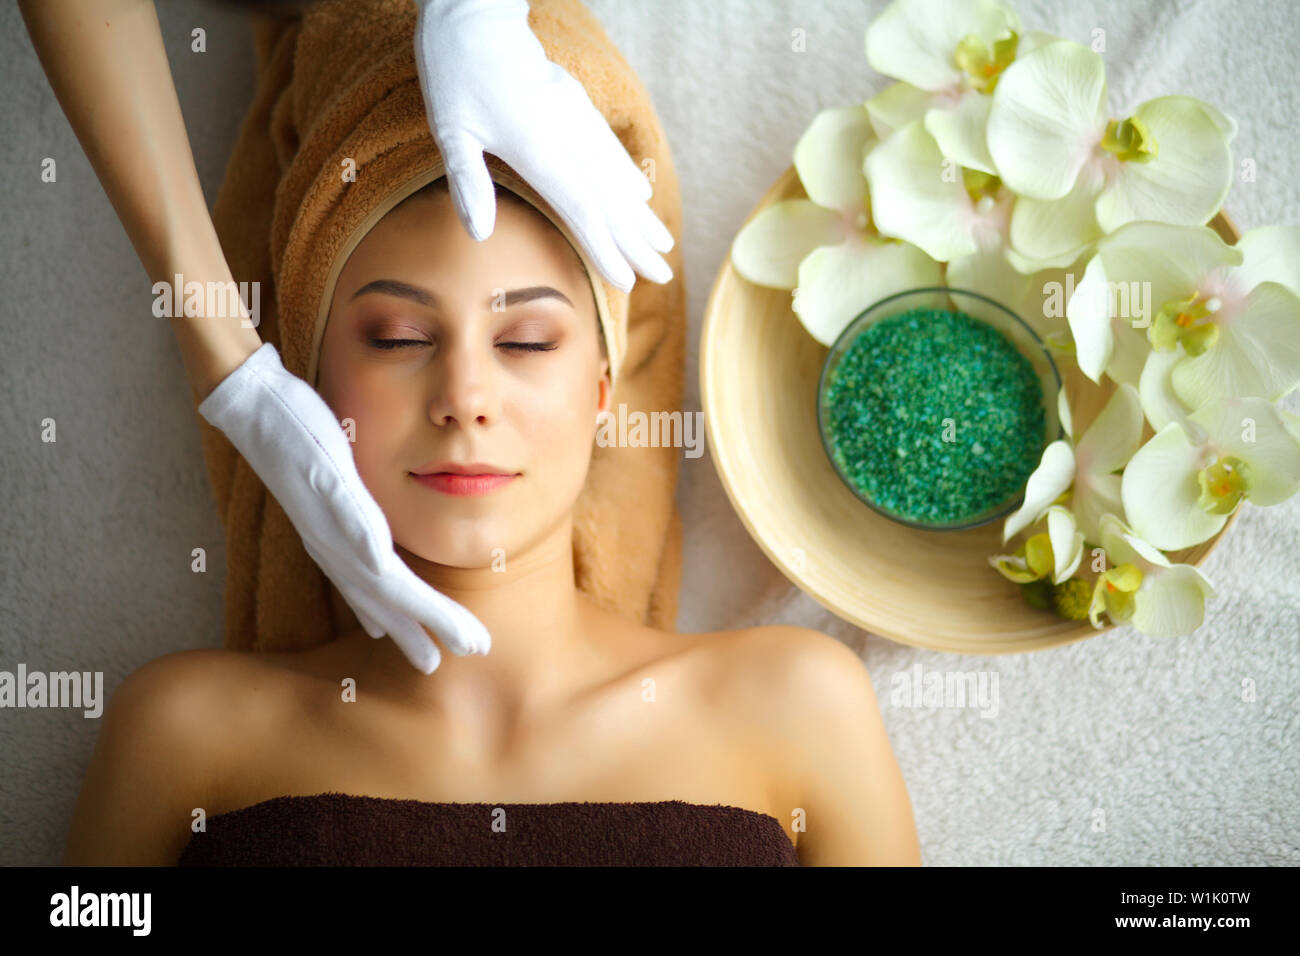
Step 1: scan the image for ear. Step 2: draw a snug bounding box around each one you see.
[597,357,612,416]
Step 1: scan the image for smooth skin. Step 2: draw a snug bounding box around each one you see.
[62,187,922,867]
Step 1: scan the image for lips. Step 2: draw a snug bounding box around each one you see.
[410,460,516,476]
[411,472,517,496]
[409,460,519,497]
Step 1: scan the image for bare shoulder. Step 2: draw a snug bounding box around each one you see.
[62,647,276,865]
[708,625,921,866]
[702,624,872,713]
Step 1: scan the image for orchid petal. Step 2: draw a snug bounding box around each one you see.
[1058,384,1074,441]
[1002,439,1075,543]
[1138,345,1195,433]
[793,236,942,346]
[1119,526,1174,569]
[731,199,846,290]
[1066,254,1112,383]
[1285,408,1300,440]
[1188,396,1300,506]
[865,0,1020,92]
[1171,280,1300,407]
[1014,30,1069,59]
[1098,513,1144,569]
[1129,564,1216,638]
[864,81,936,140]
[988,552,1040,584]
[1105,317,1153,391]
[1191,100,1237,142]
[1232,225,1300,296]
[1121,421,1229,550]
[1072,472,1125,546]
[987,40,1107,200]
[1095,96,1234,232]
[794,105,877,213]
[864,120,980,261]
[1005,242,1084,274]
[1093,220,1241,319]
[1045,505,1084,583]
[924,92,996,175]
[1008,161,1106,262]
[1076,382,1145,476]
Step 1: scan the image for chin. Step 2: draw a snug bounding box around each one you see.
[395,514,517,569]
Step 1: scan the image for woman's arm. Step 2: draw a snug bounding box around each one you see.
[770,629,923,866]
[63,652,226,866]
[18,0,263,401]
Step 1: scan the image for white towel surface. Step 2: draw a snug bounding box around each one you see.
[1,0,1296,865]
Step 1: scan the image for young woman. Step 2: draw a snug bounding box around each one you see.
[26,0,920,866]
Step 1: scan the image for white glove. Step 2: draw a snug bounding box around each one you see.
[197,342,491,675]
[413,0,674,293]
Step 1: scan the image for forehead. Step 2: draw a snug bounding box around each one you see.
[344,188,589,289]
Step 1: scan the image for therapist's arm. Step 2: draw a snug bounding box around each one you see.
[18,0,263,401]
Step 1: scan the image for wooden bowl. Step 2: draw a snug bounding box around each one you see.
[700,165,1242,654]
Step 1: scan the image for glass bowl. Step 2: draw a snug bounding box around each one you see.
[816,286,1065,532]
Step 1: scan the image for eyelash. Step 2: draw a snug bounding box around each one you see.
[368,338,558,352]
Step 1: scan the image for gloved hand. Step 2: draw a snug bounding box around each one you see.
[197,342,491,675]
[412,0,674,293]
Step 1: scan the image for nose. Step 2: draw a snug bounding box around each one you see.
[427,335,502,429]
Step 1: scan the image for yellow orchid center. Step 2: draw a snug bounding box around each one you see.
[953,31,1019,94]
[1196,455,1253,514]
[992,532,1055,584]
[1100,116,1159,163]
[1150,290,1221,355]
[961,167,1004,205]
[1024,532,1056,579]
[1090,561,1142,623]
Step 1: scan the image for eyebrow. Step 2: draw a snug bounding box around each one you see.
[348,279,574,310]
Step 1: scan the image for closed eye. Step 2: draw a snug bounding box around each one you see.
[367,338,558,352]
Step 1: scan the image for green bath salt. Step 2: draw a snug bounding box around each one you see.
[822,306,1047,526]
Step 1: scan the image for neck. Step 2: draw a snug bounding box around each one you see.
[353,517,609,730]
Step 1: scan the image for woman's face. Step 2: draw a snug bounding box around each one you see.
[317,184,610,568]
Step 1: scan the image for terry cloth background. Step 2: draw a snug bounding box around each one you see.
[1,0,1297,866]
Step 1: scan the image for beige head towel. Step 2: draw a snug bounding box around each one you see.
[195,0,686,653]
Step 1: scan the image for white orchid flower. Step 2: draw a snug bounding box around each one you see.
[1002,382,1144,545]
[1066,221,1300,423]
[987,39,1235,263]
[989,504,1084,584]
[863,117,1080,278]
[864,0,1061,174]
[1119,396,1300,551]
[1065,221,1241,391]
[1139,226,1300,433]
[1089,514,1216,638]
[730,104,941,345]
